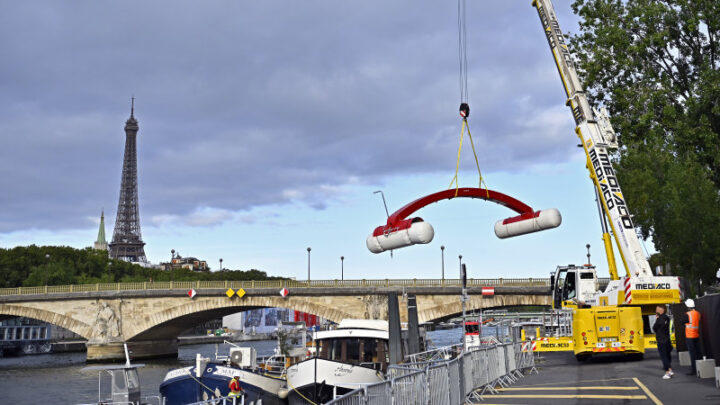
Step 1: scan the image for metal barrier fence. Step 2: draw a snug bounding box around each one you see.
[0,278,564,296]
[326,342,537,405]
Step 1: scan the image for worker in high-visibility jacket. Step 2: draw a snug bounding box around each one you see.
[228,375,245,398]
[680,299,701,376]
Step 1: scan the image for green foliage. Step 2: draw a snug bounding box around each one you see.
[0,245,282,288]
[570,0,720,292]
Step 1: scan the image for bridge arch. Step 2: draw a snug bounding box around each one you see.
[125,296,356,341]
[417,294,551,324]
[0,303,93,339]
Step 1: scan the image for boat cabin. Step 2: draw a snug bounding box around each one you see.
[81,364,142,404]
[314,319,389,372]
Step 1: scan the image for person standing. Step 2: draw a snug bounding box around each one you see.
[652,305,673,378]
[679,299,701,376]
[228,375,244,398]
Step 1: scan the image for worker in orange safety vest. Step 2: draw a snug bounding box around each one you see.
[680,299,701,376]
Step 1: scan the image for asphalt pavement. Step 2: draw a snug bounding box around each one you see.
[471,350,719,404]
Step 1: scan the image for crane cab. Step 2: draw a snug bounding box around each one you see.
[551,265,599,309]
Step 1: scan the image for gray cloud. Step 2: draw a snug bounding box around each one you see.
[0,1,581,233]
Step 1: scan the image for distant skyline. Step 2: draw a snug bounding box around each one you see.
[0,1,655,279]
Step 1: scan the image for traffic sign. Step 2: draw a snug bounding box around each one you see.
[226,288,235,298]
[188,289,197,299]
[279,288,289,298]
[236,288,246,298]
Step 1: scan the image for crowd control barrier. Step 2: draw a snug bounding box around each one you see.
[325,342,537,405]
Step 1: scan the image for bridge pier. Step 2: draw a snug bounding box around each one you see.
[86,339,178,362]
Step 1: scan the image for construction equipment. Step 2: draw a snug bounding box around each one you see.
[531,0,682,360]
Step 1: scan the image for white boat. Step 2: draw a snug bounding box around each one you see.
[286,319,389,404]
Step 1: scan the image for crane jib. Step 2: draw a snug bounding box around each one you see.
[587,148,634,230]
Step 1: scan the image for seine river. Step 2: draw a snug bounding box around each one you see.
[0,329,463,405]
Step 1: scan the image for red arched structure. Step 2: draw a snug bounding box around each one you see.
[372,187,537,237]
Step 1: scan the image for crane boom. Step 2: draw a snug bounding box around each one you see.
[531,0,652,278]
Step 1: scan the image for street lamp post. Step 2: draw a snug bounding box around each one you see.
[44,254,50,286]
[458,254,463,274]
[307,247,311,282]
[340,256,344,281]
[441,246,445,281]
[219,258,223,271]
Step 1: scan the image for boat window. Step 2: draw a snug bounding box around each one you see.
[341,338,348,362]
[465,324,479,334]
[346,338,360,363]
[23,328,30,340]
[31,328,38,340]
[111,370,126,391]
[126,370,139,390]
[0,327,5,340]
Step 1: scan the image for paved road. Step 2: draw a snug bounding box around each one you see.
[471,350,719,404]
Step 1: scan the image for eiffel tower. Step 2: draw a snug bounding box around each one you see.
[109,98,147,262]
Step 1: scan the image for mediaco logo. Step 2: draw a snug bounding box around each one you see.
[588,149,633,230]
[540,342,570,348]
[635,283,671,290]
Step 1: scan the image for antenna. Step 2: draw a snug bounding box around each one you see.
[130,96,135,117]
[373,190,390,218]
[586,244,591,265]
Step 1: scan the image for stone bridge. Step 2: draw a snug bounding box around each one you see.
[0,279,555,361]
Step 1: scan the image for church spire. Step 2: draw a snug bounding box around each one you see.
[94,210,108,251]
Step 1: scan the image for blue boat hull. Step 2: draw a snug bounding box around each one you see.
[160,363,286,405]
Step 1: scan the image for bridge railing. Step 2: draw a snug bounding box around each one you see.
[0,278,613,297]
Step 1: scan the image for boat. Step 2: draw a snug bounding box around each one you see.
[160,322,310,405]
[78,344,161,405]
[286,319,390,404]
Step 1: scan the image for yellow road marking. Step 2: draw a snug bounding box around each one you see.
[483,394,648,399]
[633,377,663,405]
[514,377,640,387]
[498,386,639,391]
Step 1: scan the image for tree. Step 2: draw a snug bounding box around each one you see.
[0,245,284,288]
[569,0,720,293]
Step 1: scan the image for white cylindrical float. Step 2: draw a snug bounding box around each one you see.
[494,208,562,239]
[367,219,435,253]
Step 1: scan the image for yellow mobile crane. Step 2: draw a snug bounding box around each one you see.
[531,0,682,360]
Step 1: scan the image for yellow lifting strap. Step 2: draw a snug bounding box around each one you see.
[448,118,488,197]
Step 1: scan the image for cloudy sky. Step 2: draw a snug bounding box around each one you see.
[0,1,650,280]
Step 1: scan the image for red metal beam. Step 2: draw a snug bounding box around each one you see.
[373,187,535,236]
[390,187,533,221]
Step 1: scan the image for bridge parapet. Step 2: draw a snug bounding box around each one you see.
[0,278,566,296]
[0,277,610,297]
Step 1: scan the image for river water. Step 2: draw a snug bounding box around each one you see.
[0,329,463,405]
